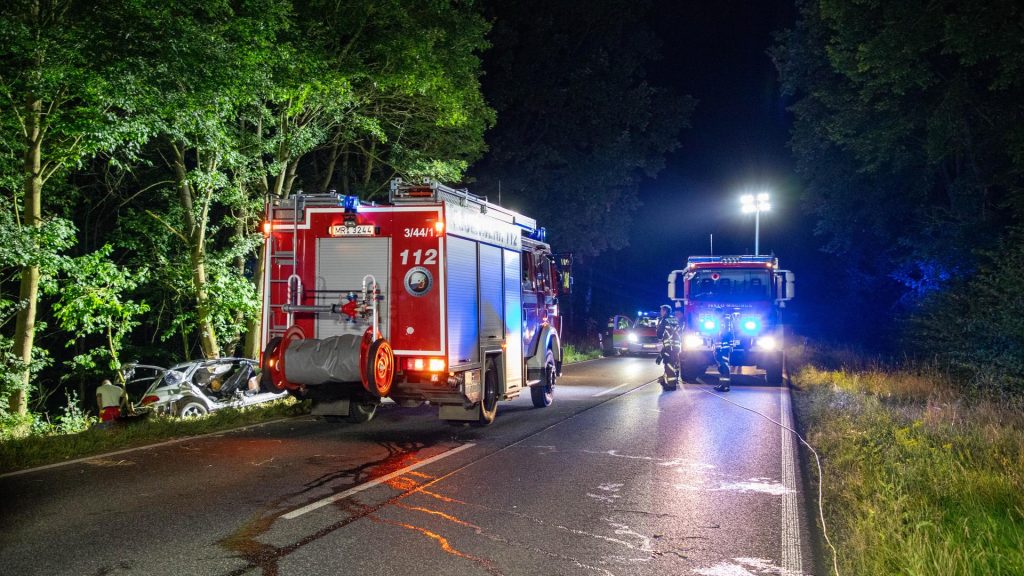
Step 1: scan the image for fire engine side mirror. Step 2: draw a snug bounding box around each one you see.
[667,270,685,300]
[775,270,795,302]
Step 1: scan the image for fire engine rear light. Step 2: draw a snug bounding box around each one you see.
[262,221,272,237]
[141,395,159,406]
[403,357,447,372]
[434,220,445,233]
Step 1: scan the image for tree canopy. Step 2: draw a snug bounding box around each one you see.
[773,0,1024,382]
[0,0,493,427]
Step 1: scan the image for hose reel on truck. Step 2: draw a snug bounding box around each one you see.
[263,275,394,400]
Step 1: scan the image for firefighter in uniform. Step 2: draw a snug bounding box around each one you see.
[96,379,126,422]
[713,320,733,392]
[655,305,680,384]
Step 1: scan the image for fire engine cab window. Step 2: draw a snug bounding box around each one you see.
[617,317,630,330]
[522,255,535,290]
[690,269,770,301]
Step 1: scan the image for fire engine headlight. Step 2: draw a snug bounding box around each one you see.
[741,317,761,334]
[757,336,778,351]
[627,333,638,343]
[683,333,704,350]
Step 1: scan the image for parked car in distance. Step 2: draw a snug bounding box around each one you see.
[137,357,287,417]
[626,310,661,355]
[600,311,662,356]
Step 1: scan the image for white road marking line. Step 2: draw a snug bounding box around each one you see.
[283,442,475,519]
[780,388,803,574]
[593,383,629,397]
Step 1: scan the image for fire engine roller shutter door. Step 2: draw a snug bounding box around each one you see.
[479,244,503,343]
[503,249,523,389]
[446,236,479,365]
[315,237,390,340]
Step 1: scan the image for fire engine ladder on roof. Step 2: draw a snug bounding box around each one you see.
[267,194,305,340]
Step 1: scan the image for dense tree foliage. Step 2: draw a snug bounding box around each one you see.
[0,0,492,427]
[774,0,1024,385]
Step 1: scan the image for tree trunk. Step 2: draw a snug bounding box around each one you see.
[243,240,266,360]
[191,236,220,359]
[341,143,350,195]
[10,97,43,416]
[171,145,220,359]
[319,135,341,193]
[362,139,376,185]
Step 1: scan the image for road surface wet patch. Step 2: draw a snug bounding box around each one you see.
[215,439,454,576]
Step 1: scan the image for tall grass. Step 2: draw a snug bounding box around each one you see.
[792,345,1024,575]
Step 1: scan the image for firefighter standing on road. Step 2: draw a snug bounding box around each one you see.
[96,379,125,422]
[714,320,734,392]
[655,305,679,381]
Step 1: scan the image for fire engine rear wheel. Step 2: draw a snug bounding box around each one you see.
[530,350,555,408]
[346,395,379,424]
[473,360,499,427]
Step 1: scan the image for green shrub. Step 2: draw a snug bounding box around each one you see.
[903,228,1024,397]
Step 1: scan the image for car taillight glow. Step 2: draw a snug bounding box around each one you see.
[141,395,159,405]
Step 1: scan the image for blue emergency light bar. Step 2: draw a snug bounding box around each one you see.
[687,255,776,265]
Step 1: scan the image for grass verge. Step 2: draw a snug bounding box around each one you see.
[789,344,1024,575]
[562,342,602,364]
[0,398,309,475]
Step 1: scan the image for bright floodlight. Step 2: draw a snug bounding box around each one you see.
[739,190,771,255]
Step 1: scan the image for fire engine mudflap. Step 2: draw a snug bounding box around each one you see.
[260,178,572,425]
[666,256,795,385]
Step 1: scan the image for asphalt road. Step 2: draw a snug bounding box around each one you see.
[0,356,818,576]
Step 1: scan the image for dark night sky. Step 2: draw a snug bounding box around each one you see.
[591,0,823,329]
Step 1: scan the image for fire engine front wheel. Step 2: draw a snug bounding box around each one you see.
[530,350,556,408]
[764,352,785,386]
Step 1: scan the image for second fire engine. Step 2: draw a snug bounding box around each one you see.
[260,178,571,425]
[666,255,795,384]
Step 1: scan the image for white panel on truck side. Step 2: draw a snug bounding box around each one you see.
[316,237,390,339]
[479,244,503,343]
[503,248,523,389]
[446,236,479,365]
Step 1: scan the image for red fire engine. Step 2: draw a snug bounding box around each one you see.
[259,178,571,425]
[666,256,795,384]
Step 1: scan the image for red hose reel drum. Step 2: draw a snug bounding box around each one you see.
[359,328,394,397]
